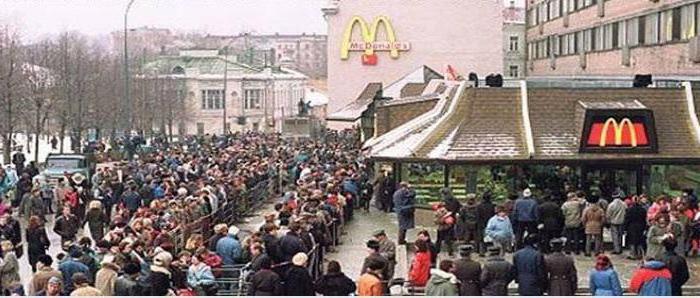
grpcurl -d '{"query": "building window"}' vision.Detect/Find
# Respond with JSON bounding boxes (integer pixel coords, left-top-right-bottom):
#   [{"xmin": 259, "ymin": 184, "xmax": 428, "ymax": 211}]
[
  {"xmin": 196, "ymin": 123, "xmax": 205, "ymax": 135},
  {"xmin": 509, "ymin": 65, "xmax": 519, "ymax": 78},
  {"xmin": 612, "ymin": 22, "xmax": 620, "ymax": 49},
  {"xmin": 670, "ymin": 7, "xmax": 682, "ymax": 41},
  {"xmin": 509, "ymin": 36, "xmax": 519, "ymax": 52},
  {"xmin": 681, "ymin": 4, "xmax": 697, "ymax": 40},
  {"xmin": 244, "ymin": 89, "xmax": 262, "ymax": 109},
  {"xmin": 638, "ymin": 16, "xmax": 646, "ymax": 45},
  {"xmin": 201, "ymin": 89, "xmax": 223, "ymax": 110},
  {"xmin": 627, "ymin": 18, "xmax": 639, "ymax": 47}
]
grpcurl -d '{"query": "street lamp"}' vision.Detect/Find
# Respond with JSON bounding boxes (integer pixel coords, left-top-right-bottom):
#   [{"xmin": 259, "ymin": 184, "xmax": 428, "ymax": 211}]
[
  {"xmin": 222, "ymin": 46, "xmax": 229, "ymax": 135},
  {"xmin": 124, "ymin": 0, "xmax": 136, "ymax": 133}
]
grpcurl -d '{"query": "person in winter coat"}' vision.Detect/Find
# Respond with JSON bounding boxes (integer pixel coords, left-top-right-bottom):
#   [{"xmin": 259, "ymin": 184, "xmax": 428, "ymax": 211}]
[
  {"xmin": 625, "ymin": 197, "xmax": 648, "ymax": 260},
  {"xmin": 606, "ymin": 191, "xmax": 628, "ymax": 254},
  {"xmin": 216, "ymin": 226, "xmax": 242, "ymax": 265},
  {"xmin": 434, "ymin": 202, "xmax": 456, "ymax": 256},
  {"xmin": 69, "ymin": 272, "xmax": 102, "ymax": 296},
  {"xmin": 95, "ymin": 255, "xmax": 119, "ymax": 296},
  {"xmin": 58, "ymin": 248, "xmax": 90, "ymax": 294},
  {"xmin": 248, "ymin": 257, "xmax": 283, "ymax": 296},
  {"xmin": 513, "ymin": 234, "xmax": 546, "ymax": 296},
  {"xmin": 314, "ymin": 260, "xmax": 356, "ymax": 296},
  {"xmin": 475, "ymin": 192, "xmax": 496, "ymax": 256},
  {"xmin": 661, "ymin": 238, "xmax": 689, "ymax": 296},
  {"xmin": 453, "ymin": 245, "xmax": 481, "ymax": 296},
  {"xmin": 393, "ymin": 182, "xmax": 416, "ymax": 245},
  {"xmin": 187, "ymin": 255, "xmax": 217, "ymax": 296},
  {"xmin": 149, "ymin": 251, "xmax": 174, "ymax": 296},
  {"xmin": 425, "ymin": 260, "xmax": 459, "ymax": 296},
  {"xmin": 209, "ymin": 223, "xmax": 228, "ymax": 252},
  {"xmin": 285, "ymin": 253, "xmax": 315, "ymax": 296},
  {"xmin": 629, "ymin": 259, "xmax": 672, "ymax": 296},
  {"xmin": 29, "ymin": 255, "xmax": 62, "ymax": 296},
  {"xmin": 54, "ymin": 206, "xmax": 80, "ymax": 243},
  {"xmin": 26, "ymin": 216, "xmax": 50, "ymax": 272},
  {"xmin": 537, "ymin": 196, "xmax": 564, "ymax": 253},
  {"xmin": 114, "ymin": 263, "xmax": 144, "ymax": 296},
  {"xmin": 84, "ymin": 200, "xmax": 109, "ymax": 242},
  {"xmin": 0, "ymin": 240, "xmax": 21, "ymax": 294},
  {"xmin": 513, "ymin": 188, "xmax": 539, "ymax": 249},
  {"xmin": 480, "ymin": 245, "xmax": 514, "ymax": 296},
  {"xmin": 278, "ymin": 222, "xmax": 307, "ymax": 262},
  {"xmin": 20, "ymin": 187, "xmax": 45, "ymax": 220},
  {"xmin": 582, "ymin": 200, "xmax": 605, "ymax": 256},
  {"xmin": 459, "ymin": 194, "xmax": 478, "ymax": 249},
  {"xmin": 484, "ymin": 206, "xmax": 513, "ymax": 256},
  {"xmin": 408, "ymin": 240, "xmax": 432, "ymax": 287},
  {"xmin": 373, "ymin": 230, "xmax": 396, "ymax": 280},
  {"xmin": 544, "ymin": 238, "xmax": 577, "ymax": 295},
  {"xmin": 561, "ymin": 192, "xmax": 584, "ymax": 254},
  {"xmin": 589, "ymin": 254, "xmax": 623, "ymax": 296},
  {"xmin": 360, "ymin": 239, "xmax": 390, "ymax": 281},
  {"xmin": 357, "ymin": 259, "xmax": 384, "ymax": 296},
  {"xmin": 647, "ymin": 214, "xmax": 673, "ymax": 261}
]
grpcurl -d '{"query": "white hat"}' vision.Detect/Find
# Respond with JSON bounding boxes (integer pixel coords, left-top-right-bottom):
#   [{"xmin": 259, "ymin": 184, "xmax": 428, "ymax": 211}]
[
  {"xmin": 228, "ymin": 225, "xmax": 240, "ymax": 236},
  {"xmin": 523, "ymin": 188, "xmax": 532, "ymax": 197},
  {"xmin": 101, "ymin": 255, "xmax": 115, "ymax": 266},
  {"xmin": 292, "ymin": 252, "xmax": 308, "ymax": 266},
  {"xmin": 153, "ymin": 251, "xmax": 173, "ymax": 267},
  {"xmin": 72, "ymin": 173, "xmax": 86, "ymax": 184}
]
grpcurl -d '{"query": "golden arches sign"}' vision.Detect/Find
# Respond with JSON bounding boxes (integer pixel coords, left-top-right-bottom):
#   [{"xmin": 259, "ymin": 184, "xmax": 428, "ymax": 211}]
[
  {"xmin": 340, "ymin": 16, "xmax": 410, "ymax": 61},
  {"xmin": 599, "ymin": 118, "xmax": 637, "ymax": 147}
]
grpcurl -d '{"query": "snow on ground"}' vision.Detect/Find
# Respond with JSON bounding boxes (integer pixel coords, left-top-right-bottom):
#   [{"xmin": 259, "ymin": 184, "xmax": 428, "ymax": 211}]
[{"xmin": 0, "ymin": 134, "xmax": 74, "ymax": 165}]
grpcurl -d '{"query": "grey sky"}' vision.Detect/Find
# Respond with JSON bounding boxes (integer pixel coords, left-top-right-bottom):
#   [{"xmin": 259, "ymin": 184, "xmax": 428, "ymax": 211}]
[{"xmin": 1, "ymin": 0, "xmax": 524, "ymax": 41}]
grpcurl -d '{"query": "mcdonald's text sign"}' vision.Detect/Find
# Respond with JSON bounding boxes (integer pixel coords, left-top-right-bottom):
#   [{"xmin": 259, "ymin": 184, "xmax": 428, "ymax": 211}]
[{"xmin": 340, "ymin": 16, "xmax": 411, "ymax": 65}]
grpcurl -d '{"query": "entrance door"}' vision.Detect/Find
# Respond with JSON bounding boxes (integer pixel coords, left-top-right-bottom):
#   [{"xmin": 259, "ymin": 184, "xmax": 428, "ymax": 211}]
[{"xmin": 582, "ymin": 164, "xmax": 645, "ymax": 197}]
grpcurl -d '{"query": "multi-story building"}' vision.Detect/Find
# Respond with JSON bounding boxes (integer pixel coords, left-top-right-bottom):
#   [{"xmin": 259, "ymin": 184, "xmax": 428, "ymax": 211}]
[
  {"xmin": 323, "ymin": 0, "xmax": 505, "ymax": 114},
  {"xmin": 142, "ymin": 50, "xmax": 307, "ymax": 135},
  {"xmin": 201, "ymin": 33, "xmax": 328, "ymax": 79},
  {"xmin": 525, "ymin": 0, "xmax": 700, "ymax": 82},
  {"xmin": 504, "ymin": 2, "xmax": 527, "ymax": 78}
]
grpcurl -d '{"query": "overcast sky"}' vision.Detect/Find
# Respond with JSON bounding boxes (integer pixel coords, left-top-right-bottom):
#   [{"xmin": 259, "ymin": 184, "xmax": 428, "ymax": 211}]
[{"xmin": 1, "ymin": 0, "xmax": 524, "ymax": 41}]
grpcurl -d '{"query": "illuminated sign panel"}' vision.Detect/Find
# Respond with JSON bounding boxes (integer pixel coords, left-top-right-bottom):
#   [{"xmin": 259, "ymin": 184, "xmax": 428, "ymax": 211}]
[
  {"xmin": 340, "ymin": 16, "xmax": 411, "ymax": 65},
  {"xmin": 580, "ymin": 110, "xmax": 657, "ymax": 153}
]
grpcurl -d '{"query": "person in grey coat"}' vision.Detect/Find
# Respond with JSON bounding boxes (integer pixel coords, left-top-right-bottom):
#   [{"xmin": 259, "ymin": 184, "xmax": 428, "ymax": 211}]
[
  {"xmin": 480, "ymin": 245, "xmax": 514, "ymax": 296},
  {"xmin": 393, "ymin": 182, "xmax": 416, "ymax": 245},
  {"xmin": 606, "ymin": 190, "xmax": 627, "ymax": 254},
  {"xmin": 544, "ymin": 238, "xmax": 577, "ymax": 296}
]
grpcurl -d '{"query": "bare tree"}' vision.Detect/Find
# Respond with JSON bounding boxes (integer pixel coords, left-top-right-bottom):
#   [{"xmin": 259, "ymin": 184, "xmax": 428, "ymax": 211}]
[
  {"xmin": 0, "ymin": 26, "xmax": 24, "ymax": 164},
  {"xmin": 22, "ymin": 40, "xmax": 57, "ymax": 163}
]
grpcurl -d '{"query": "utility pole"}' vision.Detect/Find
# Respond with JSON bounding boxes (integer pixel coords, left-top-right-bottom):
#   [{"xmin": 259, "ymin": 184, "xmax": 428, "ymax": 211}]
[{"xmin": 124, "ymin": 0, "xmax": 136, "ymax": 133}]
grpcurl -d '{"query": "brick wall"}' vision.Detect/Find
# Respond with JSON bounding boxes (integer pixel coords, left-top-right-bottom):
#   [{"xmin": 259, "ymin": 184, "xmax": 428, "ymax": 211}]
[{"xmin": 375, "ymin": 99, "xmax": 438, "ymax": 137}]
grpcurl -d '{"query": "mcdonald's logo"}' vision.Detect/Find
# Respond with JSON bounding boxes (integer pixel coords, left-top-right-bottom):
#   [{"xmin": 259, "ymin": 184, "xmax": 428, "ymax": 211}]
[
  {"xmin": 340, "ymin": 16, "xmax": 411, "ymax": 65},
  {"xmin": 586, "ymin": 117, "xmax": 649, "ymax": 148}
]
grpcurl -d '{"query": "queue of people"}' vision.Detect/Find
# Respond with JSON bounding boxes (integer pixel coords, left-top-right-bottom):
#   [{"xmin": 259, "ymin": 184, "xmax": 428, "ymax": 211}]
[{"xmin": 0, "ymin": 130, "xmax": 374, "ymax": 296}]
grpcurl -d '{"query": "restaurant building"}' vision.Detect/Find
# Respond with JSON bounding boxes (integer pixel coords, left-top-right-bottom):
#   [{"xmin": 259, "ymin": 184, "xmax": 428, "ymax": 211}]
[{"xmin": 361, "ymin": 72, "xmax": 700, "ymax": 200}]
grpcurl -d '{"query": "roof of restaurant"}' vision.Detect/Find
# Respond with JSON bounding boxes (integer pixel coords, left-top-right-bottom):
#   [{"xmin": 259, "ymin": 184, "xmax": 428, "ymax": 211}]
[{"xmin": 368, "ymin": 85, "xmax": 700, "ymax": 164}]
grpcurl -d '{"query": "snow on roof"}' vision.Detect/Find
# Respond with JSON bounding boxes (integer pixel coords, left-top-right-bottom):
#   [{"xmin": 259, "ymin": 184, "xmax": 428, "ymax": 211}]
[{"xmin": 305, "ymin": 88, "xmax": 329, "ymax": 107}]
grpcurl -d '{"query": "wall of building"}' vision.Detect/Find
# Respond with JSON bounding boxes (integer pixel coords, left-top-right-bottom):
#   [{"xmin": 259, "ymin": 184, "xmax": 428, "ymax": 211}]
[
  {"xmin": 375, "ymin": 99, "xmax": 438, "ymax": 136},
  {"xmin": 326, "ymin": 0, "xmax": 504, "ymax": 113},
  {"xmin": 504, "ymin": 22, "xmax": 527, "ymax": 78},
  {"xmin": 526, "ymin": 0, "xmax": 700, "ymax": 77}
]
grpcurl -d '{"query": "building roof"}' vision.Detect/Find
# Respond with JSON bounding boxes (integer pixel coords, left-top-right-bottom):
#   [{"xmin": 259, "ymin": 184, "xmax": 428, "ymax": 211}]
[
  {"xmin": 305, "ymin": 88, "xmax": 329, "ymax": 107},
  {"xmin": 326, "ymin": 83, "xmax": 382, "ymax": 121},
  {"xmin": 369, "ymin": 86, "xmax": 700, "ymax": 164},
  {"xmin": 144, "ymin": 55, "xmax": 260, "ymax": 75}
]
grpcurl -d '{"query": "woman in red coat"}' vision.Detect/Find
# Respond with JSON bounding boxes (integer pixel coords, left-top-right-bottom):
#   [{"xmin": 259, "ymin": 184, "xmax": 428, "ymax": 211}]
[{"xmin": 409, "ymin": 240, "xmax": 432, "ymax": 287}]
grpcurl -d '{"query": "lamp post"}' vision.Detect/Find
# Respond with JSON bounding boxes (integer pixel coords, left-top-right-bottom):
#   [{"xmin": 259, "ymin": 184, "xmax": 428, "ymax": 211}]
[
  {"xmin": 222, "ymin": 46, "xmax": 229, "ymax": 135},
  {"xmin": 124, "ymin": 0, "xmax": 136, "ymax": 133}
]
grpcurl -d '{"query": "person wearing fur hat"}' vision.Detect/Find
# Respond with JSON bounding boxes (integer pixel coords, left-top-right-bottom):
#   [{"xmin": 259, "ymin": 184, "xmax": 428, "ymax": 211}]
[
  {"xmin": 0, "ymin": 240, "xmax": 21, "ymax": 295},
  {"xmin": 58, "ymin": 246, "xmax": 89, "ymax": 294},
  {"xmin": 69, "ymin": 272, "xmax": 102, "ymax": 296},
  {"xmin": 149, "ymin": 251, "xmax": 174, "ymax": 296},
  {"xmin": 284, "ymin": 252, "xmax": 314, "ymax": 296},
  {"xmin": 84, "ymin": 200, "xmax": 109, "ymax": 242},
  {"xmin": 114, "ymin": 262, "xmax": 144, "ymax": 296},
  {"xmin": 95, "ymin": 255, "xmax": 120, "ymax": 296},
  {"xmin": 29, "ymin": 255, "xmax": 62, "ymax": 296},
  {"xmin": 215, "ymin": 226, "xmax": 242, "ymax": 266}
]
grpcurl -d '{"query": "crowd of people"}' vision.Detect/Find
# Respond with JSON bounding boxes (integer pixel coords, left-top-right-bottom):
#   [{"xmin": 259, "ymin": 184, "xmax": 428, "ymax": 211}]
[
  {"xmin": 380, "ymin": 183, "xmax": 695, "ymax": 296},
  {"xmin": 0, "ymin": 130, "xmax": 374, "ymax": 296}
]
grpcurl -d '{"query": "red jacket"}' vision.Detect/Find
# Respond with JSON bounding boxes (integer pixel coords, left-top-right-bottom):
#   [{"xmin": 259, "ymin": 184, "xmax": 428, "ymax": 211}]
[
  {"xmin": 629, "ymin": 264, "xmax": 672, "ymax": 294},
  {"xmin": 409, "ymin": 251, "xmax": 431, "ymax": 287}
]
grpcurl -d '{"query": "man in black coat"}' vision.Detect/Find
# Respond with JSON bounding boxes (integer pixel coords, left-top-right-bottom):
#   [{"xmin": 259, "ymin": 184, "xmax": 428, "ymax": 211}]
[
  {"xmin": 513, "ymin": 234, "xmax": 546, "ymax": 296},
  {"xmin": 480, "ymin": 245, "xmax": 514, "ymax": 296},
  {"xmin": 537, "ymin": 195, "xmax": 564, "ymax": 253},
  {"xmin": 284, "ymin": 253, "xmax": 315, "ymax": 296},
  {"xmin": 476, "ymin": 192, "xmax": 496, "ymax": 256},
  {"xmin": 453, "ymin": 245, "xmax": 481, "ymax": 296},
  {"xmin": 11, "ymin": 151, "xmax": 25, "ymax": 176},
  {"xmin": 543, "ymin": 238, "xmax": 577, "ymax": 296},
  {"xmin": 662, "ymin": 238, "xmax": 689, "ymax": 296}
]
